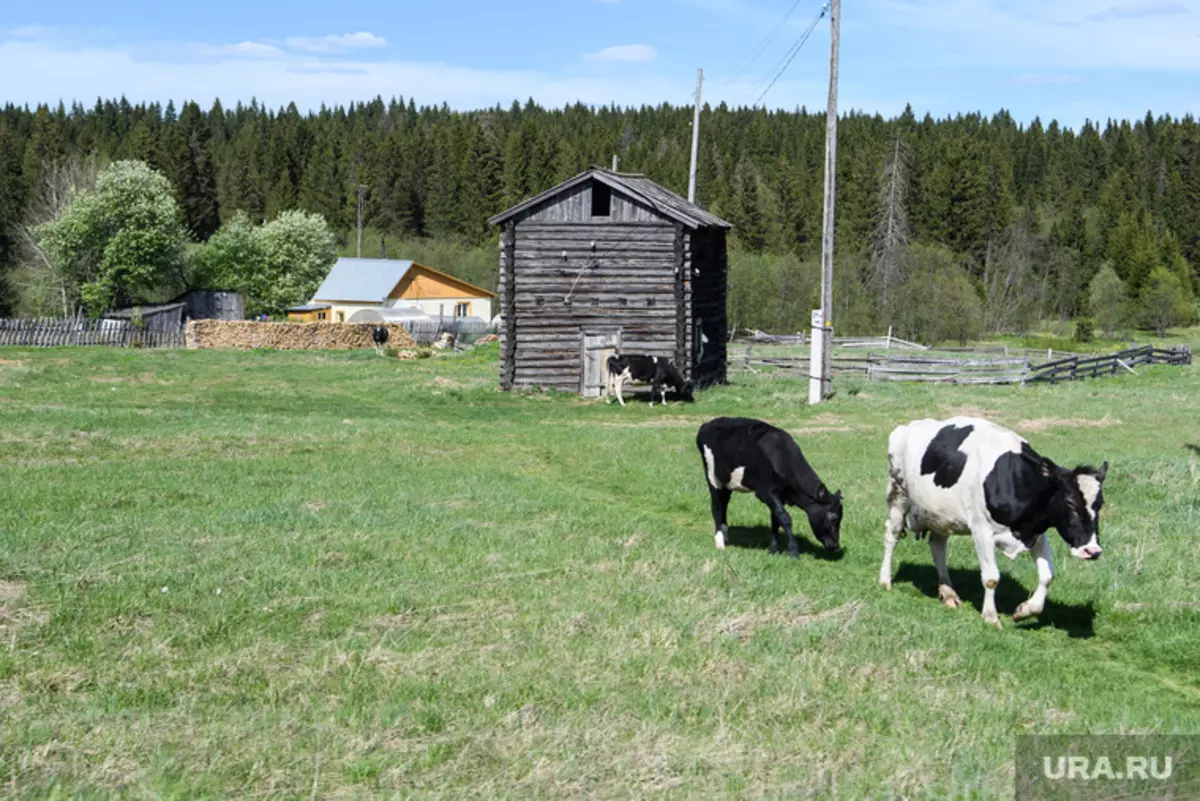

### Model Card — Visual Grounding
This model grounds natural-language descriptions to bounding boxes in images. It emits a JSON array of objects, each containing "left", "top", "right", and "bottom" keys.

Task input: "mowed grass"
[{"left": 0, "top": 337, "right": 1198, "bottom": 799}]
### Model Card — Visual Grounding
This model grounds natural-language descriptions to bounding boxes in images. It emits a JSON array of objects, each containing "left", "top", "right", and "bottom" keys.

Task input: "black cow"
[
  {"left": 696, "top": 417, "right": 843, "bottom": 556},
  {"left": 372, "top": 326, "right": 389, "bottom": 356},
  {"left": 605, "top": 354, "right": 694, "bottom": 407}
]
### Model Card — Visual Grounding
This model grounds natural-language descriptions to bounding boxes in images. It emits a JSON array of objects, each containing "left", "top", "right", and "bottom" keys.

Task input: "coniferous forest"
[{"left": 1, "top": 97, "right": 1198, "bottom": 340}]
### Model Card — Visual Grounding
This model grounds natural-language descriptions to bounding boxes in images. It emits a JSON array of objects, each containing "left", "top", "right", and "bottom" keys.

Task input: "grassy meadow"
[{"left": 1, "top": 335, "right": 1198, "bottom": 798}]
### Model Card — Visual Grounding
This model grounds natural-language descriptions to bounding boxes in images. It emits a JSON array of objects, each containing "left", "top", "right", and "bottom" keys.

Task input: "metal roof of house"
[
  {"left": 286, "top": 303, "right": 332, "bottom": 312},
  {"left": 312, "top": 258, "right": 414, "bottom": 303},
  {"left": 488, "top": 167, "right": 731, "bottom": 230}
]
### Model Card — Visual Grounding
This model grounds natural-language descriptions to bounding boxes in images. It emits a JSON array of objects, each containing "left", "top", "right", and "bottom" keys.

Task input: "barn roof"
[
  {"left": 104, "top": 302, "right": 185, "bottom": 319},
  {"left": 312, "top": 258, "right": 414, "bottom": 303},
  {"left": 488, "top": 167, "right": 731, "bottom": 230}
]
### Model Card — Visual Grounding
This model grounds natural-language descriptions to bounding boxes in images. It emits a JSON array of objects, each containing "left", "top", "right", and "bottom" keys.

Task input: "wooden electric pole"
[
  {"left": 688, "top": 68, "right": 703, "bottom": 203},
  {"left": 810, "top": 0, "right": 840, "bottom": 405}
]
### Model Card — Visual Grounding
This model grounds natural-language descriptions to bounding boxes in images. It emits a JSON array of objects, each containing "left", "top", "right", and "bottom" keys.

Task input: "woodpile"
[{"left": 186, "top": 320, "right": 416, "bottom": 350}]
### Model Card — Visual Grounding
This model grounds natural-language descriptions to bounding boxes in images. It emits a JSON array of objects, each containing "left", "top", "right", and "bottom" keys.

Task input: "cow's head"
[
  {"left": 805, "top": 486, "right": 843, "bottom": 551},
  {"left": 1044, "top": 458, "right": 1108, "bottom": 559}
]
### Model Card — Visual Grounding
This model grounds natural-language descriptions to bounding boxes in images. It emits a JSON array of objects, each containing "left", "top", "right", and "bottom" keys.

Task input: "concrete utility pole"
[
  {"left": 688, "top": 68, "right": 704, "bottom": 203},
  {"left": 356, "top": 184, "right": 366, "bottom": 259},
  {"left": 810, "top": 0, "right": 840, "bottom": 406}
]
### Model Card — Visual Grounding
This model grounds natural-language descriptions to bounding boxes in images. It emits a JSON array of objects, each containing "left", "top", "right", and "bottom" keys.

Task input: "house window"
[
  {"left": 317, "top": 311, "right": 327, "bottom": 320},
  {"left": 337, "top": 311, "right": 345, "bottom": 322},
  {"left": 591, "top": 182, "right": 611, "bottom": 217},
  {"left": 455, "top": 302, "right": 470, "bottom": 317}
]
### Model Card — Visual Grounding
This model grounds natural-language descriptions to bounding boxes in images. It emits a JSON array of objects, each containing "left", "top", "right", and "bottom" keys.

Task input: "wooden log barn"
[{"left": 488, "top": 167, "right": 731, "bottom": 396}]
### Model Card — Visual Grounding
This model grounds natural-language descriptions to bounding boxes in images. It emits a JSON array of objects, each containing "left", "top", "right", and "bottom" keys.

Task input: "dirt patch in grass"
[
  {"left": 0, "top": 580, "right": 26, "bottom": 601},
  {"left": 1017, "top": 416, "right": 1123, "bottom": 432},
  {"left": 696, "top": 599, "right": 862, "bottom": 642},
  {"left": 938, "top": 404, "right": 1001, "bottom": 420},
  {"left": 0, "top": 358, "right": 28, "bottom": 366}
]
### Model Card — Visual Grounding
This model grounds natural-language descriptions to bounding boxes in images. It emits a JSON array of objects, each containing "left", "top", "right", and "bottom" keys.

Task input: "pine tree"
[{"left": 730, "top": 159, "right": 767, "bottom": 253}]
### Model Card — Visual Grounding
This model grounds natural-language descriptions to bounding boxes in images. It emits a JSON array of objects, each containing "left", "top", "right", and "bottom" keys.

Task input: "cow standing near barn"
[
  {"left": 696, "top": 417, "right": 843, "bottom": 556},
  {"left": 879, "top": 416, "right": 1108, "bottom": 629},
  {"left": 605, "top": 354, "right": 694, "bottom": 407}
]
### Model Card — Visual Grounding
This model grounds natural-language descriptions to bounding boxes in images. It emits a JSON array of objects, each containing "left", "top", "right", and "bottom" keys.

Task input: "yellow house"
[{"left": 286, "top": 258, "right": 495, "bottom": 323}]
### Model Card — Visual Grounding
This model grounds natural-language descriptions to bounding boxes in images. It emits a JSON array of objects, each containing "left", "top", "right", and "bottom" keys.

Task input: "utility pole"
[
  {"left": 810, "top": 0, "right": 840, "bottom": 405},
  {"left": 612, "top": 154, "right": 619, "bottom": 171},
  {"left": 356, "top": 184, "right": 366, "bottom": 259},
  {"left": 688, "top": 68, "right": 703, "bottom": 203}
]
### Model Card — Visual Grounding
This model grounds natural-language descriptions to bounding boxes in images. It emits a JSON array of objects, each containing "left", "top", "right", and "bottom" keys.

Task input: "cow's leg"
[
  {"left": 879, "top": 474, "right": 908, "bottom": 589},
  {"left": 709, "top": 487, "right": 732, "bottom": 549},
  {"left": 971, "top": 527, "right": 1003, "bottom": 629},
  {"left": 929, "top": 535, "right": 961, "bottom": 609},
  {"left": 649, "top": 381, "right": 659, "bottom": 407},
  {"left": 615, "top": 374, "right": 627, "bottom": 407},
  {"left": 768, "top": 507, "right": 782, "bottom": 554},
  {"left": 1013, "top": 534, "right": 1054, "bottom": 622},
  {"left": 759, "top": 490, "right": 797, "bottom": 558}
]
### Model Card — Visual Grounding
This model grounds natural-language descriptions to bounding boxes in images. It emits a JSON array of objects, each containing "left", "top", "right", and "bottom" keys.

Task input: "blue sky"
[{"left": 2, "top": 0, "right": 1198, "bottom": 128}]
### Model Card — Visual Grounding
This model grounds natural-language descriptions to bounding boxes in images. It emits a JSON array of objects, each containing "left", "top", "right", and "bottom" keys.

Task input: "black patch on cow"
[
  {"left": 982, "top": 442, "right": 1059, "bottom": 545},
  {"left": 919, "top": 424, "right": 974, "bottom": 488}
]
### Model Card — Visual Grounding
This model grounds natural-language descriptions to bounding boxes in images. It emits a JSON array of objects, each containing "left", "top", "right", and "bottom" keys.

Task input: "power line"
[
  {"left": 723, "top": 0, "right": 806, "bottom": 82},
  {"left": 752, "top": 3, "right": 828, "bottom": 107}
]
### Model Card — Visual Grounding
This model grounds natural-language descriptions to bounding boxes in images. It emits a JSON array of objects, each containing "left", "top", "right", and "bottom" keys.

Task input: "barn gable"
[{"left": 491, "top": 168, "right": 730, "bottom": 396}]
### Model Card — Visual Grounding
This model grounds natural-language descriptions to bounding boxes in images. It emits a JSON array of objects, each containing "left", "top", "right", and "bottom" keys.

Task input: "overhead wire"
[
  {"left": 750, "top": 2, "right": 828, "bottom": 107},
  {"left": 722, "top": 0, "right": 807, "bottom": 83}
]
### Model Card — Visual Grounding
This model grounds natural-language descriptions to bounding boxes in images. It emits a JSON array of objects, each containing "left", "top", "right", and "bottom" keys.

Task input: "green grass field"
[{"left": 1, "top": 335, "right": 1198, "bottom": 798}]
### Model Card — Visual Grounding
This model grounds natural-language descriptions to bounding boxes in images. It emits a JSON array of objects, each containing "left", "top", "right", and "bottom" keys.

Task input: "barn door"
[{"left": 580, "top": 330, "right": 622, "bottom": 397}]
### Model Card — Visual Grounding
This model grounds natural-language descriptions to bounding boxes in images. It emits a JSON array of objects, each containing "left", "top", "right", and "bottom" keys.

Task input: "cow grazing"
[
  {"left": 372, "top": 326, "right": 389, "bottom": 356},
  {"left": 879, "top": 416, "right": 1108, "bottom": 629},
  {"left": 696, "top": 417, "right": 843, "bottom": 556},
  {"left": 605, "top": 354, "right": 694, "bottom": 407}
]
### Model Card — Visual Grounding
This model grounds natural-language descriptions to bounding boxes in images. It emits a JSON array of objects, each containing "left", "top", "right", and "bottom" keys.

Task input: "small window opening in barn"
[
  {"left": 647, "top": 298, "right": 655, "bottom": 307},
  {"left": 591, "top": 182, "right": 612, "bottom": 217}
]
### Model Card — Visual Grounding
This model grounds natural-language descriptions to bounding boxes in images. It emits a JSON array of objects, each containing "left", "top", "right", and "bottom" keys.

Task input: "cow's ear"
[
  {"left": 1097, "top": 461, "right": 1109, "bottom": 482},
  {"left": 816, "top": 486, "right": 830, "bottom": 503},
  {"left": 1038, "top": 457, "right": 1055, "bottom": 479}
]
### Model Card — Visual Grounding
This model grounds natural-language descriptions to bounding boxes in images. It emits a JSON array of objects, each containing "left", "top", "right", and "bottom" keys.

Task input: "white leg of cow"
[
  {"left": 972, "top": 529, "right": 1003, "bottom": 629},
  {"left": 878, "top": 476, "right": 907, "bottom": 590},
  {"left": 929, "top": 535, "right": 961, "bottom": 609},
  {"left": 615, "top": 375, "right": 627, "bottom": 407},
  {"left": 1013, "top": 534, "right": 1054, "bottom": 622}
]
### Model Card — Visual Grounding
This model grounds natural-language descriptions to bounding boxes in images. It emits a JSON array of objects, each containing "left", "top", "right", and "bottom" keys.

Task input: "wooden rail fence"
[
  {"left": 1028, "top": 345, "right": 1192, "bottom": 383},
  {"left": 732, "top": 339, "right": 1192, "bottom": 386}
]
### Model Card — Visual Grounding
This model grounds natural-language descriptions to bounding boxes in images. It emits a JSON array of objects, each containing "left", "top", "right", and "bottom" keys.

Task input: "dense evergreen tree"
[{"left": 1, "top": 96, "right": 1197, "bottom": 334}]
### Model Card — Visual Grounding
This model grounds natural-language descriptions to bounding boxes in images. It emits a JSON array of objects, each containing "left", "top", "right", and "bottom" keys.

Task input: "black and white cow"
[
  {"left": 696, "top": 417, "right": 843, "bottom": 556},
  {"left": 372, "top": 326, "right": 389, "bottom": 356},
  {"left": 879, "top": 416, "right": 1108, "bottom": 629},
  {"left": 605, "top": 354, "right": 694, "bottom": 407}
]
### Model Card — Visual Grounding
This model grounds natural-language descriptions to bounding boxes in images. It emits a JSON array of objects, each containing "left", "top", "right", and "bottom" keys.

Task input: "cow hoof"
[
  {"left": 938, "top": 586, "right": 962, "bottom": 609},
  {"left": 1012, "top": 602, "right": 1041, "bottom": 622},
  {"left": 880, "top": 579, "right": 892, "bottom": 591},
  {"left": 983, "top": 612, "right": 1003, "bottom": 630},
  {"left": 787, "top": 551, "right": 799, "bottom": 560}
]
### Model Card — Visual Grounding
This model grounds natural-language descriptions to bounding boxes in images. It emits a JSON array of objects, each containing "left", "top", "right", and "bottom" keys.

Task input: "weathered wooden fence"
[
  {"left": 1028, "top": 345, "right": 1192, "bottom": 383},
  {"left": 0, "top": 317, "right": 185, "bottom": 348},
  {"left": 731, "top": 337, "right": 1192, "bottom": 386}
]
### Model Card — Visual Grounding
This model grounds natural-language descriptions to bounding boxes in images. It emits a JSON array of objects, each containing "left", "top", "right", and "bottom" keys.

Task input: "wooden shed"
[{"left": 488, "top": 167, "right": 731, "bottom": 396}]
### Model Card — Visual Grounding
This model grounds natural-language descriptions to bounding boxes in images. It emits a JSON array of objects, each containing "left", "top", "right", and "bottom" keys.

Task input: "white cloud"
[
  {"left": 0, "top": 38, "right": 683, "bottom": 113},
  {"left": 1007, "top": 73, "right": 1084, "bottom": 85},
  {"left": 283, "top": 32, "right": 388, "bottom": 53},
  {"left": 584, "top": 44, "right": 658, "bottom": 62},
  {"left": 872, "top": 0, "right": 1200, "bottom": 69},
  {"left": 8, "top": 25, "right": 51, "bottom": 39},
  {"left": 199, "top": 41, "right": 284, "bottom": 58},
  {"left": 1086, "top": 2, "right": 1187, "bottom": 22}
]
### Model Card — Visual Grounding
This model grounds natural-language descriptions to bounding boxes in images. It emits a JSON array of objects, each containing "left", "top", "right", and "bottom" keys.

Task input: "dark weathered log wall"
[
  {"left": 522, "top": 180, "right": 661, "bottom": 224},
  {"left": 504, "top": 221, "right": 679, "bottom": 390},
  {"left": 688, "top": 229, "right": 728, "bottom": 387}
]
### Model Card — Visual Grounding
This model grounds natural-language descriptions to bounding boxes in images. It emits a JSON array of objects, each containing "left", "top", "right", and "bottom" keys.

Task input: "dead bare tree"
[
  {"left": 12, "top": 157, "right": 98, "bottom": 316},
  {"left": 868, "top": 135, "right": 911, "bottom": 324}
]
